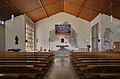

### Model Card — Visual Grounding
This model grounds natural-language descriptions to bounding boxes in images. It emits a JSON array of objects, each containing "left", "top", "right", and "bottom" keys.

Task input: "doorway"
[{"left": 91, "top": 23, "right": 99, "bottom": 51}]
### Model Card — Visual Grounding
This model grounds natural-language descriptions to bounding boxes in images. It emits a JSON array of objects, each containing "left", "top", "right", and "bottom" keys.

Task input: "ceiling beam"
[
  {"left": 76, "top": 0, "right": 88, "bottom": 17},
  {"left": 103, "top": 0, "right": 119, "bottom": 13},
  {"left": 37, "top": 0, "right": 49, "bottom": 17}
]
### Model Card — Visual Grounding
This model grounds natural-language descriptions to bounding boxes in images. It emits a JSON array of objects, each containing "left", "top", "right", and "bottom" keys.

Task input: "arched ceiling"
[{"left": 0, "top": 0, "right": 120, "bottom": 22}]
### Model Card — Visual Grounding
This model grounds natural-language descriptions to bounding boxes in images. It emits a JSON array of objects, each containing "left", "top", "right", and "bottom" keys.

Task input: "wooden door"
[{"left": 113, "top": 42, "right": 120, "bottom": 51}]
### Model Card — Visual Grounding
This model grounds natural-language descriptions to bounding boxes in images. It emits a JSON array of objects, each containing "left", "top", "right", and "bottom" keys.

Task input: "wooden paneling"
[
  {"left": 27, "top": 8, "right": 46, "bottom": 22},
  {"left": 85, "top": 0, "right": 111, "bottom": 10},
  {"left": 79, "top": 7, "right": 91, "bottom": 21},
  {"left": 45, "top": 1, "right": 61, "bottom": 16},
  {"left": 0, "top": 0, "right": 120, "bottom": 22},
  {"left": 65, "top": 0, "right": 86, "bottom": 6},
  {"left": 41, "top": 0, "right": 59, "bottom": 6},
  {"left": 64, "top": 0, "right": 80, "bottom": 16},
  {"left": 105, "top": 1, "right": 120, "bottom": 19},
  {"left": 0, "top": 0, "right": 6, "bottom": 9},
  {"left": 0, "top": 0, "right": 21, "bottom": 21},
  {"left": 79, "top": 7, "right": 99, "bottom": 21},
  {"left": 8, "top": 0, "right": 40, "bottom": 13}
]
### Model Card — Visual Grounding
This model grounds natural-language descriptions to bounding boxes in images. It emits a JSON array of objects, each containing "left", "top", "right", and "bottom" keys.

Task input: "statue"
[{"left": 15, "top": 36, "right": 18, "bottom": 45}]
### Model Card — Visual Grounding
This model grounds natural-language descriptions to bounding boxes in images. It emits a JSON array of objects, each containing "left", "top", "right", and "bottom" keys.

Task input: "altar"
[
  {"left": 56, "top": 45, "right": 68, "bottom": 50},
  {"left": 55, "top": 45, "right": 69, "bottom": 57}
]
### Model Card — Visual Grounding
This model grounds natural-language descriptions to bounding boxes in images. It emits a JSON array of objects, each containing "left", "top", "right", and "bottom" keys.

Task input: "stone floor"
[{"left": 44, "top": 57, "right": 80, "bottom": 79}]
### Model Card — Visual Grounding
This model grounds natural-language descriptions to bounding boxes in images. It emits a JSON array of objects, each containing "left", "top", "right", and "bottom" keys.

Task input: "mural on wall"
[{"left": 49, "top": 22, "right": 78, "bottom": 48}]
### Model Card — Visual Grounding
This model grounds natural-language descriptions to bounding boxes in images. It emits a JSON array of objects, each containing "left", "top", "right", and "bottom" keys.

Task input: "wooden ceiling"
[{"left": 0, "top": 0, "right": 120, "bottom": 22}]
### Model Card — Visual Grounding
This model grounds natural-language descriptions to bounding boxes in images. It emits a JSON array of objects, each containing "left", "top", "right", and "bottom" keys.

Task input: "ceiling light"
[
  {"left": 11, "top": 14, "right": 14, "bottom": 22},
  {"left": 1, "top": 21, "right": 4, "bottom": 25},
  {"left": 109, "top": 15, "right": 113, "bottom": 24}
]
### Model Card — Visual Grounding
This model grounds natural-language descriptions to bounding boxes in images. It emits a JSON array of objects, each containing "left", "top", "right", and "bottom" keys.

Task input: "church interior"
[{"left": 0, "top": 0, "right": 120, "bottom": 79}]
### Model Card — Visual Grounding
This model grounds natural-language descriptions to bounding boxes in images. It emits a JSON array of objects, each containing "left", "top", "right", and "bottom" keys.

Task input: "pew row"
[
  {"left": 0, "top": 52, "right": 54, "bottom": 79},
  {"left": 70, "top": 51, "right": 120, "bottom": 79}
]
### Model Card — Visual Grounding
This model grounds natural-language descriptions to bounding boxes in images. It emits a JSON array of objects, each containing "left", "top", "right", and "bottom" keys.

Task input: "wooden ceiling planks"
[
  {"left": 0, "top": 0, "right": 21, "bottom": 21},
  {"left": 105, "top": 0, "right": 120, "bottom": 19},
  {"left": 27, "top": 8, "right": 46, "bottom": 22},
  {"left": 0, "top": 0, "right": 7, "bottom": 20},
  {"left": 41, "top": 0, "right": 59, "bottom": 6},
  {"left": 0, "top": 0, "right": 6, "bottom": 9},
  {"left": 66, "top": 0, "right": 87, "bottom": 6},
  {"left": 103, "top": 0, "right": 119, "bottom": 13},
  {"left": 37, "top": 0, "right": 49, "bottom": 17},
  {"left": 84, "top": 0, "right": 108, "bottom": 13},
  {"left": 44, "top": 0, "right": 61, "bottom": 16},
  {"left": 64, "top": 0, "right": 80, "bottom": 16},
  {"left": 61, "top": 0, "right": 64, "bottom": 11},
  {"left": 76, "top": 0, "right": 88, "bottom": 17},
  {"left": 0, "top": 0, "right": 120, "bottom": 22},
  {"left": 79, "top": 7, "right": 99, "bottom": 21},
  {"left": 7, "top": 0, "right": 40, "bottom": 13}
]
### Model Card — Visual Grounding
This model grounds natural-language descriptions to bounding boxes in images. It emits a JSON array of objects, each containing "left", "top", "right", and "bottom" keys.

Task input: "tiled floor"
[{"left": 44, "top": 57, "right": 80, "bottom": 79}]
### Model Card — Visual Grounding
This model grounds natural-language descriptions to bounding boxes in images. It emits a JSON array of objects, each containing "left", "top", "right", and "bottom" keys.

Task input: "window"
[
  {"left": 61, "top": 38, "right": 64, "bottom": 43},
  {"left": 25, "top": 24, "right": 34, "bottom": 51}
]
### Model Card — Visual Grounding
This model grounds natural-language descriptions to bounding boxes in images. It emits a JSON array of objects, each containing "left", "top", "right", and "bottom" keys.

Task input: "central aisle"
[{"left": 44, "top": 57, "right": 80, "bottom": 79}]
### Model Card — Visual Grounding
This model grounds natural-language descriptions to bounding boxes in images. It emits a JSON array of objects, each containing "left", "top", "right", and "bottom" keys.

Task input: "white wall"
[
  {"left": 101, "top": 14, "right": 120, "bottom": 42},
  {"left": 90, "top": 13, "right": 102, "bottom": 27},
  {"left": 91, "top": 13, "right": 120, "bottom": 51},
  {"left": 101, "top": 14, "right": 120, "bottom": 51},
  {"left": 5, "top": 15, "right": 26, "bottom": 52},
  {"left": 90, "top": 13, "right": 103, "bottom": 51},
  {"left": 5, "top": 15, "right": 35, "bottom": 52},
  {"left": 35, "top": 12, "right": 90, "bottom": 51}
]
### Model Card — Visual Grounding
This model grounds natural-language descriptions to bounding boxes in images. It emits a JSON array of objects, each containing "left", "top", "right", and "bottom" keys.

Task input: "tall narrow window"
[{"left": 26, "top": 24, "right": 34, "bottom": 52}]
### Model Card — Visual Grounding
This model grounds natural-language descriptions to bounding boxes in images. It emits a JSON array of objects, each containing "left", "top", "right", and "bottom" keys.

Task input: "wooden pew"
[
  {"left": 0, "top": 52, "right": 54, "bottom": 79},
  {"left": 70, "top": 51, "right": 120, "bottom": 79}
]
